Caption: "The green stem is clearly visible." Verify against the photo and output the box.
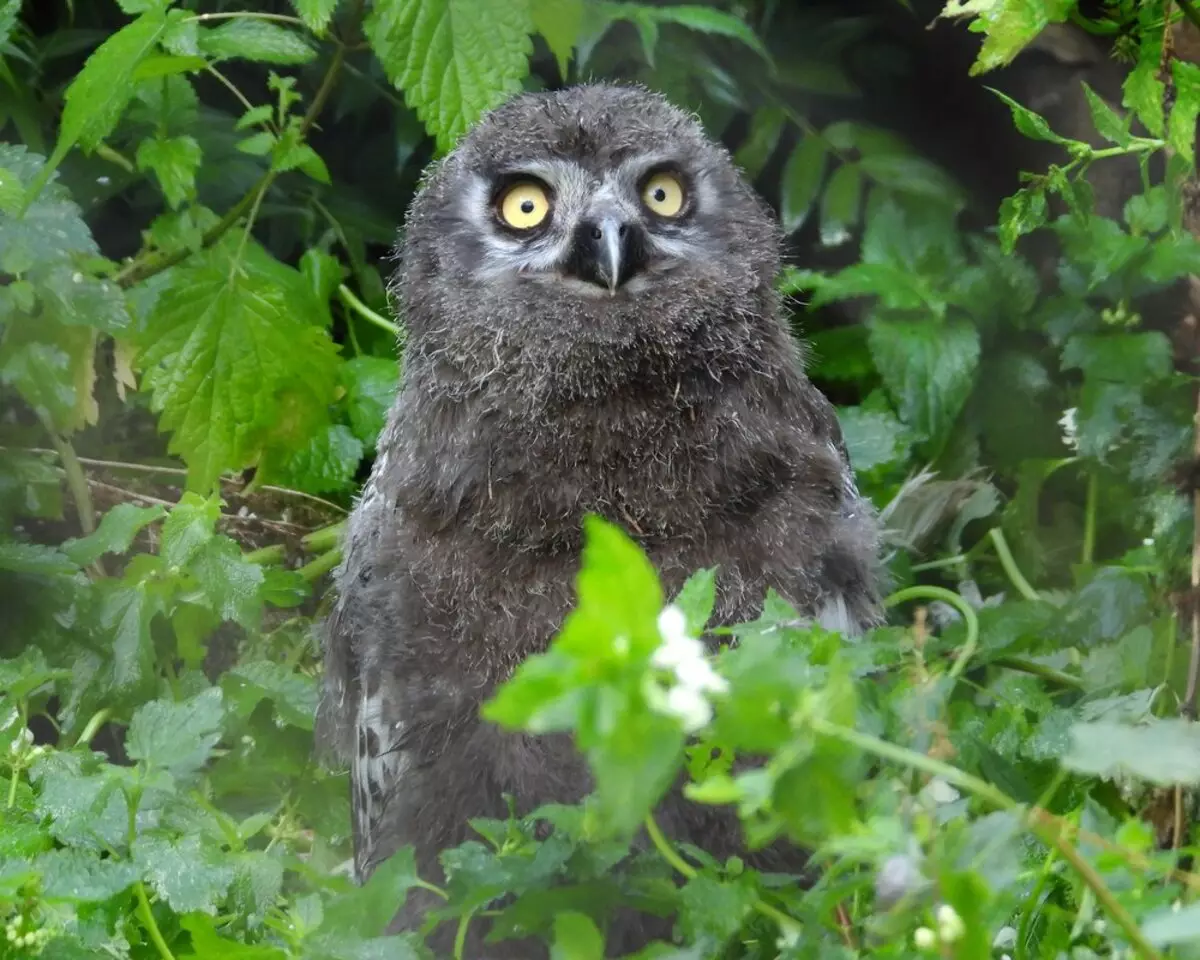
[183,11,305,25]
[414,878,450,900]
[453,904,479,960]
[809,719,1163,960]
[74,707,112,747]
[244,544,285,566]
[95,143,135,173]
[297,548,341,582]
[1082,471,1099,566]
[909,554,969,573]
[135,881,177,960]
[302,520,345,553]
[43,423,96,535]
[987,528,1042,602]
[338,284,402,338]
[885,585,979,679]
[992,656,1084,689]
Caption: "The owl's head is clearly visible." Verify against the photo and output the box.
[398,84,782,349]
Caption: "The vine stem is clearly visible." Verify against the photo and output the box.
[987,528,1042,603]
[1184,372,1200,718]
[808,719,1163,960]
[643,815,802,937]
[73,708,112,748]
[338,283,403,338]
[115,43,346,289]
[884,585,979,679]
[1082,471,1099,566]
[134,881,177,960]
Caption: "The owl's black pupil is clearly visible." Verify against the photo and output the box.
[520,199,535,214]
[654,188,666,202]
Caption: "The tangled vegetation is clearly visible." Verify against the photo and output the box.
[5,0,1200,956]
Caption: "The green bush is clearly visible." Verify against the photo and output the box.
[3,0,1200,957]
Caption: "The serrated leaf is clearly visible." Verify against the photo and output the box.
[43,10,169,180]
[274,423,364,494]
[1081,82,1129,145]
[678,873,756,944]
[365,0,534,152]
[1065,718,1200,785]
[532,0,583,78]
[318,847,420,938]
[126,687,224,778]
[191,536,266,625]
[0,146,96,272]
[988,88,1071,144]
[942,0,1074,74]
[342,356,398,444]
[0,541,77,577]
[836,407,907,473]
[62,503,165,566]
[33,755,131,852]
[0,318,98,432]
[819,161,861,247]
[1170,61,1200,166]
[161,492,219,568]
[0,648,69,701]
[223,661,318,729]
[291,0,339,33]
[137,238,341,491]
[133,833,236,914]
[96,579,161,691]
[136,134,201,208]
[551,911,604,960]
[198,19,316,65]
[1061,332,1172,384]
[36,849,140,903]
[868,318,980,443]
[780,135,826,234]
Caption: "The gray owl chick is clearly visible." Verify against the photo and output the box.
[317,83,882,956]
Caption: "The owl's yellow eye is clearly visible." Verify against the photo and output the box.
[498,181,551,230]
[642,172,685,217]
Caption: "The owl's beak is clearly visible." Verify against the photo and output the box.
[566,216,647,294]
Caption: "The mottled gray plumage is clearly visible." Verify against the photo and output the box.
[317,83,882,956]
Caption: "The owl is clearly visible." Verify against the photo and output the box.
[317,83,882,956]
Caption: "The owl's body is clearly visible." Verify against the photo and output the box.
[318,84,881,956]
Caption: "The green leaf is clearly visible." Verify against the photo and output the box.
[1081,82,1129,145]
[0,315,98,432]
[532,0,584,78]
[1124,43,1165,137]
[274,423,364,494]
[640,4,770,62]
[96,579,161,691]
[0,541,77,577]
[223,660,318,729]
[987,88,1071,144]
[836,407,907,473]
[133,833,236,914]
[45,10,169,173]
[0,146,97,272]
[291,0,340,33]
[198,19,316,65]
[551,911,605,960]
[35,849,140,903]
[342,356,399,445]
[780,135,826,234]
[0,0,20,48]
[941,0,1074,74]
[1061,332,1173,384]
[678,873,756,945]
[62,503,165,567]
[136,134,202,208]
[181,914,289,959]
[318,846,420,938]
[365,0,534,152]
[191,537,266,625]
[33,756,130,852]
[0,165,22,216]
[161,492,220,569]
[137,238,341,491]
[819,162,861,247]
[673,567,717,636]
[1170,61,1200,166]
[1065,718,1200,785]
[1142,902,1200,947]
[125,687,224,778]
[0,648,69,701]
[867,318,980,443]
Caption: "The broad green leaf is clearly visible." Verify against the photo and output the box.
[1142,902,1200,947]
[868,318,980,443]
[988,88,1071,144]
[40,10,169,188]
[36,849,140,903]
[161,492,220,569]
[1170,61,1200,166]
[365,0,534,152]
[223,661,318,729]
[1061,332,1172,384]
[318,846,420,938]
[673,567,717,637]
[551,911,605,960]
[532,0,584,78]
[0,145,98,272]
[198,19,316,65]
[1065,718,1200,785]
[819,162,861,247]
[33,756,130,852]
[133,833,236,914]
[191,536,266,625]
[273,422,364,494]
[291,0,340,33]
[182,914,289,959]
[126,687,224,778]
[678,873,756,944]
[780,135,826,234]
[96,579,161,691]
[0,318,98,432]
[62,503,165,567]
[1081,82,1129,145]
[136,134,202,208]
[342,356,399,445]
[0,541,77,577]
[0,648,69,701]
[940,0,1074,74]
[137,237,341,491]
[836,407,907,473]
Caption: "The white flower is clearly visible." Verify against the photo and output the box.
[1058,407,1079,452]
[664,684,714,732]
[913,927,937,951]
[936,904,965,943]
[652,606,705,668]
[647,604,728,733]
[674,654,729,695]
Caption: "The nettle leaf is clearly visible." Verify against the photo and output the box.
[1065,718,1200,785]
[136,134,202,208]
[366,0,534,152]
[0,145,97,270]
[318,846,420,938]
[161,492,220,568]
[678,873,757,945]
[342,356,399,445]
[126,687,225,778]
[998,183,1047,253]
[1061,332,1172,384]
[198,19,316,65]
[182,914,289,959]
[1081,82,1129,145]
[1171,60,1200,166]
[0,318,99,432]
[137,237,341,491]
[291,0,340,33]
[95,579,162,691]
[35,849,140,903]
[673,567,717,636]
[552,911,605,959]
[273,423,364,494]
[868,317,980,444]
[532,0,584,78]
[191,537,266,626]
[133,833,236,914]
[941,0,1074,74]
[222,660,318,730]
[62,503,165,567]
[780,135,827,234]
[988,88,1071,144]
[837,407,907,473]
[43,9,169,175]
[0,541,77,578]
[33,755,130,852]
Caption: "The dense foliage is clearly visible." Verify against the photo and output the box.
[5,0,1200,956]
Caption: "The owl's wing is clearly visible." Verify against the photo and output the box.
[317,444,408,881]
